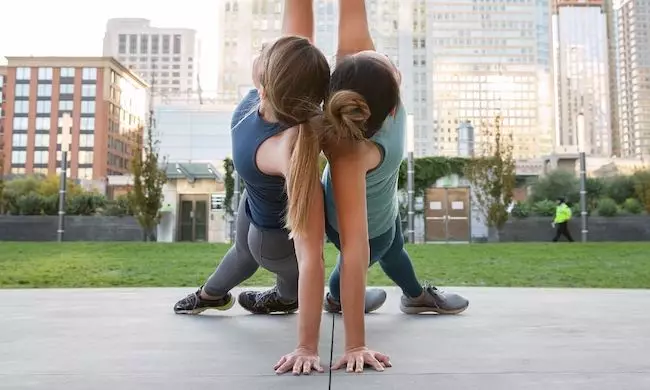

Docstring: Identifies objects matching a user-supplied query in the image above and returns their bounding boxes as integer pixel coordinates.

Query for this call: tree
[464,115,516,232]
[129,113,167,241]
[0,130,5,214]
[632,169,650,213]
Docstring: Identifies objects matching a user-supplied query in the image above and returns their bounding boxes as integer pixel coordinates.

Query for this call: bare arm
[329,143,370,350]
[283,0,314,42]
[291,181,325,352]
[337,0,375,59]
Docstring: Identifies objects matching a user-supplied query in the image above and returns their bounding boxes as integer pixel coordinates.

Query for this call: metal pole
[57,151,67,242]
[407,151,415,243]
[232,170,240,241]
[579,151,588,242]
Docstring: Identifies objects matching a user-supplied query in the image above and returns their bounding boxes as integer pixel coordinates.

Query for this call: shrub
[532,200,556,217]
[101,195,133,217]
[605,175,637,205]
[510,201,531,218]
[16,193,44,215]
[529,170,579,205]
[622,198,643,214]
[597,197,618,217]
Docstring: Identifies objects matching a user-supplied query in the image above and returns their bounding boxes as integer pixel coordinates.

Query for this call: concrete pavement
[1,287,649,389]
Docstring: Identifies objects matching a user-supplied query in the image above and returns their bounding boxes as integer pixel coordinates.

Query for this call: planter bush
[622,198,643,215]
[597,197,618,217]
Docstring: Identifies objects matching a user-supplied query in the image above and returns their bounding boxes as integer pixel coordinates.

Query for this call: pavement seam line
[328,313,335,390]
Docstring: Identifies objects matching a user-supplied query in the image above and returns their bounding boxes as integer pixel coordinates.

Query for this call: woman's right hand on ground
[332,346,392,373]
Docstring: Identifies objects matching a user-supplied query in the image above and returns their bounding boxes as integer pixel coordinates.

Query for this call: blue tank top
[231,89,289,230]
[322,104,406,238]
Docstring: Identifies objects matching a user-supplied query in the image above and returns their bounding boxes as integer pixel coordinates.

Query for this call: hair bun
[326,90,370,140]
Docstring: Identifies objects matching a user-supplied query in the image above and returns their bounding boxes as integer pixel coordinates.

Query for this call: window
[59,100,74,112]
[14,100,29,114]
[35,134,50,149]
[60,67,75,78]
[118,34,127,54]
[38,67,53,80]
[35,118,50,131]
[34,151,49,164]
[37,84,52,97]
[78,168,93,180]
[16,67,31,80]
[81,101,95,114]
[60,84,74,94]
[80,117,95,131]
[151,35,159,54]
[162,35,170,54]
[37,101,52,114]
[15,84,30,97]
[78,151,94,165]
[140,34,149,54]
[129,34,137,54]
[12,133,28,147]
[82,84,96,97]
[173,34,182,54]
[11,151,27,165]
[79,134,95,148]
[13,117,28,130]
[82,67,97,80]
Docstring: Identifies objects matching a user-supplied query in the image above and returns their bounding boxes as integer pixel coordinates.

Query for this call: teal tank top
[322,104,406,239]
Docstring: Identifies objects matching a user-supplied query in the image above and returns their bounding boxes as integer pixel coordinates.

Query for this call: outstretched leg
[174,191,260,314]
[378,216,470,315]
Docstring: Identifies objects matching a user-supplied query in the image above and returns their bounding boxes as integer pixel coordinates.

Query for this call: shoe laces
[422,281,441,295]
[255,287,280,308]
[180,290,201,309]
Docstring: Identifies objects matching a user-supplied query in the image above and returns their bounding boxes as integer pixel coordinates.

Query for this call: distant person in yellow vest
[552,197,574,242]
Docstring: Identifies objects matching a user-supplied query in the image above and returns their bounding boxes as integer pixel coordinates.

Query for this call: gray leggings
[202,191,299,300]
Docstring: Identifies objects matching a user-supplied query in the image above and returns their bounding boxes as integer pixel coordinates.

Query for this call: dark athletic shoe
[323,288,388,314]
[173,287,235,315]
[399,282,469,315]
[238,287,298,314]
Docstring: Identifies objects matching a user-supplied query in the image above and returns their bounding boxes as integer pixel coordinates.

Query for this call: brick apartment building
[0,66,7,171]
[0,57,148,180]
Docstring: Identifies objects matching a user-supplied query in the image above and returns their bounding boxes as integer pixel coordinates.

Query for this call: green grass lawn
[0,242,649,289]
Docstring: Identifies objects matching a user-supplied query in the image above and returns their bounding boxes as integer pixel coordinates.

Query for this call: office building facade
[552,0,612,156]
[1,57,148,179]
[613,0,650,158]
[103,18,197,97]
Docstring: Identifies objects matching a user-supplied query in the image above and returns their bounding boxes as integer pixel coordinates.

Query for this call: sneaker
[238,287,298,314]
[173,287,235,315]
[323,288,388,314]
[400,283,469,315]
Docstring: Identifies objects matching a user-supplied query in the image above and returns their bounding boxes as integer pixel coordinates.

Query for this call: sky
[0,0,221,90]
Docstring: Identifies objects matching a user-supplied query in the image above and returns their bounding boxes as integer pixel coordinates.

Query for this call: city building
[427,0,554,159]
[103,18,197,96]
[217,0,283,103]
[613,0,650,158]
[552,0,612,156]
[0,57,148,179]
[0,66,6,170]
[153,94,235,165]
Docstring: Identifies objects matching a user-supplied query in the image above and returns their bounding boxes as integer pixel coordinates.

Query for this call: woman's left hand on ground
[274,348,324,375]
[332,346,392,373]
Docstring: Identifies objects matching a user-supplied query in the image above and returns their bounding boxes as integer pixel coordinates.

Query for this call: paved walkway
[1,287,649,389]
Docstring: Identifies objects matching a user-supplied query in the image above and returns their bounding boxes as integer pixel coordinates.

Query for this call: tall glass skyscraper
[552,0,612,156]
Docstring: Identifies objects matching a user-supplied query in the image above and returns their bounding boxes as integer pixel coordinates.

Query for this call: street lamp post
[577,113,588,243]
[406,114,415,244]
[57,113,73,242]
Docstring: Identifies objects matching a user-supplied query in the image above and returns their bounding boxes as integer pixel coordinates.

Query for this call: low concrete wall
[497,216,650,242]
[0,216,143,242]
